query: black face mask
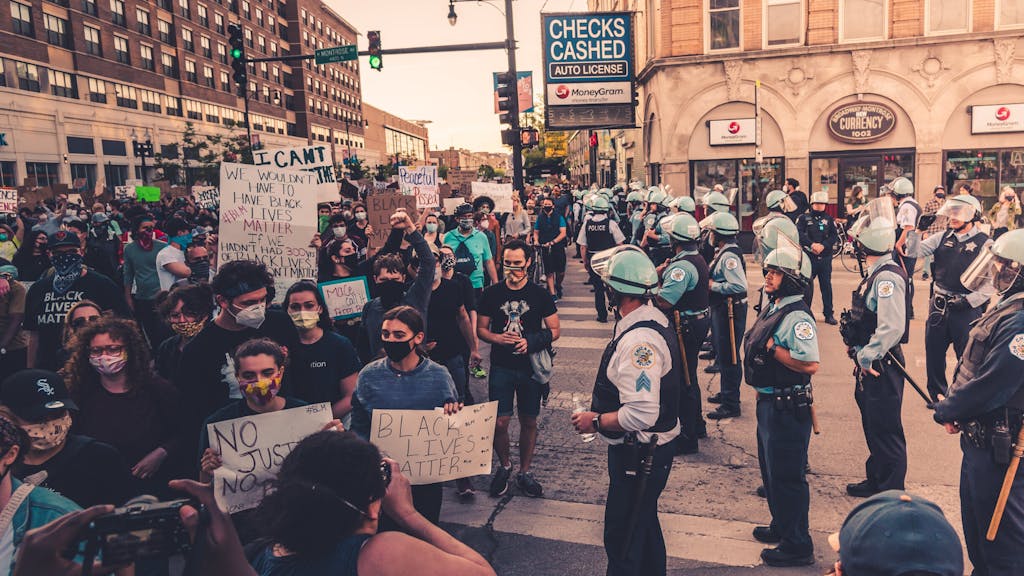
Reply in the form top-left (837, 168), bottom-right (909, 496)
top-left (375, 280), bottom-right (406, 307)
top-left (342, 254), bottom-right (360, 271)
top-left (383, 338), bottom-right (414, 363)
top-left (543, 207), bottom-right (553, 214)
top-left (190, 260), bottom-right (211, 281)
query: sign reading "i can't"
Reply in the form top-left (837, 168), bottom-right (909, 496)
top-left (827, 103), bottom-right (896, 144)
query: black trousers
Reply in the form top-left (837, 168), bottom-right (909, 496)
top-left (804, 256), bottom-right (834, 317)
top-left (604, 442), bottom-right (675, 576)
top-left (925, 298), bottom-right (982, 401)
top-left (710, 300), bottom-right (747, 410)
top-left (853, 348), bottom-right (907, 491)
top-left (960, 436), bottom-right (1024, 576)
top-left (756, 395), bottom-right (813, 554)
top-left (678, 316), bottom-right (710, 443)
top-left (586, 255), bottom-right (607, 320)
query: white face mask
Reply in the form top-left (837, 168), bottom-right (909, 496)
top-left (354, 212), bottom-right (367, 221)
top-left (332, 226), bottom-right (346, 237)
top-left (232, 303), bottom-right (267, 329)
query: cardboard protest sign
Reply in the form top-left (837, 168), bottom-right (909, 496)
top-left (318, 276), bottom-right (370, 320)
top-left (370, 401), bottom-right (498, 485)
top-left (218, 163), bottom-right (318, 300)
top-left (446, 169), bottom-right (476, 192)
top-left (365, 193), bottom-right (417, 247)
top-left (113, 186), bottom-right (132, 200)
top-left (17, 186), bottom-right (53, 207)
top-left (0, 188), bottom-right (17, 213)
top-left (192, 186), bottom-right (220, 210)
top-left (208, 403), bottom-right (332, 513)
top-left (471, 182), bottom-right (514, 213)
top-left (135, 186), bottom-right (161, 202)
top-left (399, 166), bottom-right (439, 210)
top-left (254, 145), bottom-right (339, 204)
top-left (442, 197), bottom-right (464, 215)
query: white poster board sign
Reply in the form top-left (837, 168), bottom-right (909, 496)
top-left (114, 186), bottom-right (131, 200)
top-left (192, 186), bottom-right (220, 209)
top-left (318, 276), bottom-right (370, 320)
top-left (218, 163), bottom-right (318, 300)
top-left (208, 403), bottom-right (332, 513)
top-left (0, 188), bottom-right (17, 213)
top-left (399, 166), bottom-right (439, 209)
top-left (442, 197), bottom-right (465, 214)
top-left (253, 145), bottom-right (340, 203)
top-left (470, 182), bottom-right (514, 213)
top-left (370, 401), bottom-right (498, 485)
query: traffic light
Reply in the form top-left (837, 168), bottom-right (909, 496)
top-left (367, 30), bottom-right (382, 71)
top-left (228, 23), bottom-right (246, 94)
top-left (589, 131), bottom-right (598, 148)
top-left (520, 128), bottom-right (540, 148)
top-left (496, 71), bottom-right (516, 126)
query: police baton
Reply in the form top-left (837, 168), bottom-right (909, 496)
top-left (621, 434), bottom-right (658, 557)
top-left (726, 297), bottom-right (738, 365)
top-left (884, 351), bottom-right (932, 408)
top-left (987, 426), bottom-right (1024, 541)
top-left (673, 311), bottom-right (691, 388)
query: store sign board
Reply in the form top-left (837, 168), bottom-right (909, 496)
top-left (971, 103), bottom-right (1024, 134)
top-left (827, 103), bottom-right (896, 144)
top-left (708, 118), bottom-right (756, 146)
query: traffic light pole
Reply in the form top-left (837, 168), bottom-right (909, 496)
top-left (503, 0), bottom-right (524, 194)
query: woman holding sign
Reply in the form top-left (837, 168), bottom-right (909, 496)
top-left (350, 306), bottom-right (461, 527)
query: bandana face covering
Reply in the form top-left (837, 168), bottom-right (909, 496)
top-left (52, 252), bottom-right (83, 295)
top-left (240, 373), bottom-right (282, 404)
top-left (171, 319), bottom-right (206, 339)
top-left (22, 413), bottom-right (73, 451)
top-left (440, 254), bottom-right (456, 272)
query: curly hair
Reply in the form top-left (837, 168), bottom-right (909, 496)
top-left (62, 316), bottom-right (155, 397)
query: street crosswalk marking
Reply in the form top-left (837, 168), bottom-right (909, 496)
top-left (555, 336), bottom-right (610, 350)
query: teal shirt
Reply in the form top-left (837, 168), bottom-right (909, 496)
top-left (443, 229), bottom-right (492, 289)
top-left (122, 240), bottom-right (169, 300)
top-left (755, 294), bottom-right (819, 393)
top-left (659, 252), bottom-right (700, 310)
top-left (855, 254), bottom-right (907, 369)
top-left (710, 243), bottom-right (748, 295)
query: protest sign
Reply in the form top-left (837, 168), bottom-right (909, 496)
top-left (442, 197), bottom-right (464, 215)
top-left (398, 166), bottom-right (439, 210)
top-left (471, 182), bottom-right (514, 213)
top-left (253, 145), bottom-right (339, 204)
top-left (135, 186), bottom-right (161, 202)
top-left (209, 402), bottom-right (332, 513)
top-left (0, 188), bottom-right (17, 213)
top-left (370, 401), bottom-right (498, 485)
top-left (192, 186), bottom-right (220, 210)
top-left (319, 276), bottom-right (370, 320)
top-left (218, 163), bottom-right (318, 300)
top-left (446, 169), bottom-right (476, 193)
top-left (365, 193), bottom-right (417, 247)
top-left (114, 186), bottom-right (131, 200)
top-left (18, 186), bottom-right (53, 207)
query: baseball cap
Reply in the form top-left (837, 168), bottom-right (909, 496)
top-left (830, 490), bottom-right (963, 576)
top-left (47, 230), bottom-right (81, 249)
top-left (0, 369), bottom-right (78, 422)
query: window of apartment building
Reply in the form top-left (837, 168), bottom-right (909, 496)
top-left (182, 27), bottom-right (194, 51)
top-left (110, 0), bottom-right (125, 26)
top-left (302, 30), bottom-right (309, 47)
top-left (220, 70), bottom-right (229, 91)
top-left (179, 0), bottom-right (190, 19)
top-left (217, 42), bottom-right (227, 63)
top-left (10, 1), bottom-right (32, 36)
top-left (140, 44), bottom-right (154, 70)
top-left (197, 35), bottom-right (209, 57)
top-left (161, 52), bottom-right (178, 76)
top-left (158, 19), bottom-right (174, 44)
top-left (926, 0), bottom-right (970, 33)
top-left (270, 40), bottom-right (277, 56)
top-left (114, 83), bottom-right (137, 108)
top-left (44, 14), bottom-right (70, 47)
top-left (214, 12), bottom-right (224, 33)
top-left (300, 7), bottom-right (306, 25)
top-left (184, 59), bottom-right (197, 82)
top-left (185, 99), bottom-right (201, 120)
top-left (158, 0), bottom-right (170, 10)
top-left (49, 69), bottom-right (77, 98)
top-left (765, 0), bottom-right (802, 46)
top-left (708, 0), bottom-right (740, 50)
top-left (840, 0), bottom-right (886, 41)
top-left (114, 35), bottom-right (130, 64)
top-left (271, 65), bottom-right (278, 82)
top-left (203, 102), bottom-right (218, 122)
top-left (240, 0), bottom-right (249, 18)
top-left (141, 88), bottom-right (161, 112)
top-left (255, 8), bottom-right (262, 26)
top-left (15, 62), bottom-right (40, 92)
top-left (84, 26), bottom-right (102, 55)
top-left (88, 77), bottom-right (106, 102)
top-left (267, 17), bottom-right (274, 33)
top-left (136, 7), bottom-right (151, 35)
top-left (244, 27), bottom-right (253, 47)
top-left (197, 3), bottom-right (208, 26)
top-left (257, 34), bottom-right (265, 53)
top-left (26, 163), bottom-right (59, 188)
top-left (203, 64), bottom-right (214, 87)
top-left (997, 0), bottom-right (1024, 28)
top-left (165, 95), bottom-right (182, 116)
top-left (81, 0), bottom-right (96, 15)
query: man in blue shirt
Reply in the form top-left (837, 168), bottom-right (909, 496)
top-left (444, 203), bottom-right (497, 295)
top-left (534, 197), bottom-right (567, 301)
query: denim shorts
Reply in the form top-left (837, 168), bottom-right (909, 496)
top-left (488, 364), bottom-right (541, 417)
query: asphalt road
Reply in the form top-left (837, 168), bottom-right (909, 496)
top-left (439, 251), bottom-right (967, 576)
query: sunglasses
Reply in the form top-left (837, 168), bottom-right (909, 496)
top-left (71, 315), bottom-right (101, 329)
top-left (325, 460), bottom-right (393, 517)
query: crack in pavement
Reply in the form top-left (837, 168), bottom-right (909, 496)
top-left (481, 492), bottom-right (515, 564)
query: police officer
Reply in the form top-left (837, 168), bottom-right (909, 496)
top-left (744, 240), bottom-right (818, 567)
top-left (752, 217), bottom-right (800, 317)
top-left (933, 228), bottom-right (1024, 576)
top-left (671, 196), bottom-right (696, 216)
top-left (579, 196), bottom-right (626, 323)
top-left (655, 214), bottom-right (711, 454)
top-left (570, 245), bottom-right (680, 576)
top-left (890, 177), bottom-right (921, 318)
top-left (841, 198), bottom-right (910, 497)
top-left (706, 212), bottom-right (748, 419)
top-left (904, 194), bottom-right (992, 401)
top-left (797, 192), bottom-right (840, 325)
top-left (763, 189), bottom-right (793, 219)
top-left (642, 193), bottom-right (674, 266)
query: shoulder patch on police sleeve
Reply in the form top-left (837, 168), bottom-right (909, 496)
top-left (877, 280), bottom-right (895, 298)
top-left (794, 321), bottom-right (815, 341)
top-left (670, 267), bottom-right (686, 282)
top-left (635, 371), bottom-right (652, 392)
top-left (632, 345), bottom-right (655, 369)
top-left (1010, 334), bottom-right (1024, 361)
top-left (725, 257), bottom-right (739, 271)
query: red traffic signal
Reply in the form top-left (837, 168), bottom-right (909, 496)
top-left (589, 132), bottom-right (598, 148)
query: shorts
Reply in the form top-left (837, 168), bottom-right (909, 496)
top-left (488, 364), bottom-right (541, 417)
top-left (542, 246), bottom-right (567, 274)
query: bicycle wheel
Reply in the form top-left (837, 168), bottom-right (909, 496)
top-left (841, 247), bottom-right (860, 273)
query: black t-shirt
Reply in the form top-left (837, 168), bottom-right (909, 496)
top-left (478, 281), bottom-right (557, 370)
top-left (23, 269), bottom-right (130, 371)
top-left (14, 435), bottom-right (135, 508)
top-left (289, 331), bottom-right (361, 406)
top-left (427, 278), bottom-right (467, 362)
top-left (454, 272), bottom-right (476, 312)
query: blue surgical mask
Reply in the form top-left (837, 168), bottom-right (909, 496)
top-left (425, 223), bottom-right (438, 233)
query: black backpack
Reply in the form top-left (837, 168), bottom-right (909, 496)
top-left (452, 236), bottom-right (478, 275)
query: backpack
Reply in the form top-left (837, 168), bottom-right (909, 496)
top-left (452, 235), bottom-right (478, 275)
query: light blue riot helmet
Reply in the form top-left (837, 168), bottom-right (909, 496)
top-left (590, 196), bottom-right (611, 213)
top-left (704, 191), bottom-right (731, 214)
top-left (763, 238), bottom-right (811, 296)
top-left (591, 245), bottom-right (659, 298)
top-left (765, 189), bottom-right (789, 212)
top-left (708, 212), bottom-right (740, 243)
top-left (673, 196), bottom-right (696, 215)
top-left (848, 197), bottom-right (897, 254)
top-left (668, 213), bottom-right (700, 243)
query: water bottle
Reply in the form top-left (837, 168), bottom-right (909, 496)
top-left (572, 394), bottom-right (596, 443)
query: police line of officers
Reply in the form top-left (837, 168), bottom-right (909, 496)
top-left (568, 180), bottom-right (1024, 576)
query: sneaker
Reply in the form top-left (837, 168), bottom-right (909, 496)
top-left (753, 526), bottom-right (781, 544)
top-left (470, 365), bottom-right (488, 379)
top-left (456, 477), bottom-right (475, 499)
top-left (490, 465), bottom-right (512, 497)
top-left (516, 471), bottom-right (543, 497)
top-left (698, 351), bottom-right (716, 360)
top-left (704, 364), bottom-right (721, 374)
top-left (760, 546), bottom-right (814, 567)
top-left (707, 393), bottom-right (724, 405)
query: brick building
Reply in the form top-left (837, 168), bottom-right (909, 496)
top-left (362, 102), bottom-right (428, 169)
top-left (589, 0), bottom-right (1024, 240)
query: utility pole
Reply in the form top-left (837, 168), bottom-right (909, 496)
top-left (503, 0), bottom-right (524, 193)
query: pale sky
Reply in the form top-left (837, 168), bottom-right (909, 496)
top-left (331, 0), bottom-right (583, 154)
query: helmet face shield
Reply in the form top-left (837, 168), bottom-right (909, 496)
top-left (590, 245), bottom-right (645, 282)
top-left (961, 247), bottom-right (1017, 294)
top-left (849, 197), bottom-right (896, 240)
top-left (937, 201), bottom-right (976, 223)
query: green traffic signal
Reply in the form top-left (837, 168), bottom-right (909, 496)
top-left (230, 48), bottom-right (243, 59)
top-left (369, 54), bottom-right (381, 70)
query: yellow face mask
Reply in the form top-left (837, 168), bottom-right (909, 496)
top-left (240, 373), bottom-right (282, 404)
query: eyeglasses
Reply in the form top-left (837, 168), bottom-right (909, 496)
top-left (71, 315), bottom-right (100, 329)
top-left (88, 344), bottom-right (124, 357)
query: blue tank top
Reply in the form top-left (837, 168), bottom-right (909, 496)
top-left (251, 534), bottom-right (372, 576)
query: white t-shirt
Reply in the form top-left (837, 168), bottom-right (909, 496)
top-left (155, 245), bottom-right (186, 290)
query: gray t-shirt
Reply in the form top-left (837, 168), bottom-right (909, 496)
top-left (123, 240), bottom-right (168, 300)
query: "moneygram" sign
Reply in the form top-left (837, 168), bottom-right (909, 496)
top-left (971, 103), bottom-right (1024, 134)
top-left (542, 12), bottom-right (635, 130)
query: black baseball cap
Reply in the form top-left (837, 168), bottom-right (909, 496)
top-left (47, 230), bottom-right (81, 249)
top-left (0, 369), bottom-right (78, 422)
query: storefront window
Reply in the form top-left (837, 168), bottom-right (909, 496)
top-left (810, 151), bottom-right (914, 218)
top-left (692, 157), bottom-right (785, 231)
top-left (999, 149), bottom-right (1024, 196)
top-left (945, 149), bottom-right (1000, 207)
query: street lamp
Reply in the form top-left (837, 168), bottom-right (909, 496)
top-left (447, 1), bottom-right (457, 26)
top-left (131, 128), bottom-right (152, 185)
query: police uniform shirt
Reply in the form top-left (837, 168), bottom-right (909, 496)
top-left (896, 198), bottom-right (920, 229)
top-left (604, 304), bottom-right (679, 446)
top-left (755, 294), bottom-right (819, 393)
top-left (660, 252), bottom-right (700, 309)
top-left (630, 210), bottom-right (646, 244)
top-left (710, 244), bottom-right (748, 296)
top-left (576, 214), bottom-right (625, 247)
top-left (655, 216), bottom-right (672, 247)
top-left (855, 254), bottom-right (907, 370)
top-left (905, 228), bottom-right (993, 307)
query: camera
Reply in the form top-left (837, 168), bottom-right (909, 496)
top-left (79, 496), bottom-right (194, 566)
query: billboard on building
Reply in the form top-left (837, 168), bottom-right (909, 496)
top-left (541, 12), bottom-right (636, 131)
